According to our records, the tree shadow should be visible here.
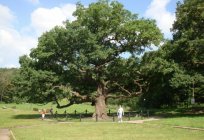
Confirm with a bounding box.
[12,114,41,119]
[11,107,204,120]
[12,113,93,120]
[151,107,204,118]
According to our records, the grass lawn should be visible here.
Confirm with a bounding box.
[150,116,204,128]
[12,122,204,140]
[0,103,204,140]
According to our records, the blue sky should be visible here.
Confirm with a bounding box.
[0,0,180,68]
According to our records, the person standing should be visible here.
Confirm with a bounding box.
[117,105,124,122]
[41,109,46,120]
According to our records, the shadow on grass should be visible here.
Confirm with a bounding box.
[12,114,92,120]
[155,112,204,118]
[151,107,204,118]
[12,114,41,119]
[12,113,116,122]
[12,107,204,120]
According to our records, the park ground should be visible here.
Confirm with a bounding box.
[0,103,204,140]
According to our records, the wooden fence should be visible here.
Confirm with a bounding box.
[46,109,151,122]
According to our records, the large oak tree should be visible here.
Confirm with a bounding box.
[17,0,162,118]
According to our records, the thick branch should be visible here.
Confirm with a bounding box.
[106,94,134,99]
[114,83,132,96]
[78,68,86,73]
[71,91,89,100]
[107,79,143,99]
[133,79,143,94]
[193,61,204,65]
[101,80,110,87]
[56,91,91,109]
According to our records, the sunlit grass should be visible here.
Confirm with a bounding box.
[149,116,204,128]
[0,103,204,140]
[12,122,204,140]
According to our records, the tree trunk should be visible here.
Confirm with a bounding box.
[93,83,108,119]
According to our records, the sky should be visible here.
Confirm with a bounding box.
[0,0,180,68]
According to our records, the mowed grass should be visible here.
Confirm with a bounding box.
[12,122,204,140]
[0,103,90,128]
[150,116,204,128]
[0,103,204,140]
[0,107,50,128]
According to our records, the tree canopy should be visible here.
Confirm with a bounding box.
[15,0,163,118]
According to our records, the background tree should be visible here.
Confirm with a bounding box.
[138,0,204,108]
[0,68,18,103]
[171,0,204,103]
[171,0,204,71]
[139,43,184,108]
[16,0,162,118]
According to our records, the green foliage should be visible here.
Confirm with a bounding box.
[139,45,183,108]
[0,68,18,103]
[172,0,204,71]
[170,0,204,103]
[15,0,162,108]
[135,0,204,109]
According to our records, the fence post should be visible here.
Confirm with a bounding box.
[113,114,115,122]
[79,114,82,122]
[50,108,54,118]
[147,110,149,118]
[96,114,98,122]
[64,110,67,120]
[55,111,58,119]
[128,112,130,121]
[140,110,143,119]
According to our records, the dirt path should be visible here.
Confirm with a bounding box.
[173,126,204,131]
[0,129,10,140]
[127,118,204,131]
[126,117,160,124]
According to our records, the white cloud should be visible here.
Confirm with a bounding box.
[0,4,15,28]
[0,3,77,68]
[31,4,76,35]
[145,0,175,38]
[0,27,37,68]
[0,4,37,68]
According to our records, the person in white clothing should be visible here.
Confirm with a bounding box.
[117,105,124,122]
[41,109,46,120]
